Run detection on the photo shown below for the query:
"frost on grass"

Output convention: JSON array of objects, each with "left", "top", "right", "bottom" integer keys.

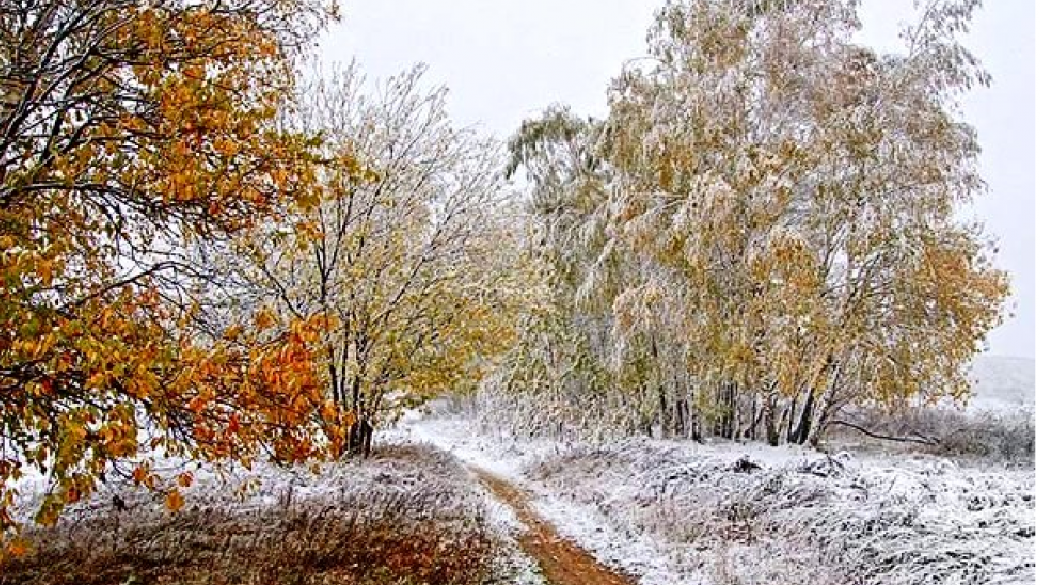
[
  {"left": 387, "top": 427, "right": 547, "bottom": 585},
  {"left": 410, "top": 417, "right": 1034, "bottom": 585},
  {"left": 409, "top": 418, "right": 702, "bottom": 585},
  {"left": 528, "top": 439, "right": 1035, "bottom": 585},
  {"left": 0, "top": 442, "right": 522, "bottom": 585}
]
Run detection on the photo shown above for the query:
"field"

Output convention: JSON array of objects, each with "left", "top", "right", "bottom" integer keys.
[{"left": 2, "top": 356, "right": 1034, "bottom": 585}]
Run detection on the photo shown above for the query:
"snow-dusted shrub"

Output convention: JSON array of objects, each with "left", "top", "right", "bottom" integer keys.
[
  {"left": 934, "top": 410, "right": 1034, "bottom": 462},
  {"left": 830, "top": 407, "right": 1035, "bottom": 464}
]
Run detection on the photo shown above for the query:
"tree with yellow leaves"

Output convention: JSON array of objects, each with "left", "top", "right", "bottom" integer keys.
[
  {"left": 503, "top": 0, "right": 1009, "bottom": 445},
  {"left": 0, "top": 0, "right": 338, "bottom": 548},
  {"left": 230, "top": 63, "right": 526, "bottom": 453}
]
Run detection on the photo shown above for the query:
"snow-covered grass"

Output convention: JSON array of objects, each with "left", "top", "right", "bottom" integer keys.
[
  {"left": 408, "top": 415, "right": 1036, "bottom": 585},
  {"left": 1, "top": 441, "right": 543, "bottom": 585},
  {"left": 832, "top": 406, "right": 1035, "bottom": 464},
  {"left": 407, "top": 417, "right": 712, "bottom": 585}
]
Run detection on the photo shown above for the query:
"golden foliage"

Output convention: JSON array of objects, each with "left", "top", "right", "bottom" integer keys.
[{"left": 0, "top": 0, "right": 338, "bottom": 551}]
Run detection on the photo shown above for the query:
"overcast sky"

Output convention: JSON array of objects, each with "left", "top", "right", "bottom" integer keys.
[{"left": 320, "top": 0, "right": 1035, "bottom": 359}]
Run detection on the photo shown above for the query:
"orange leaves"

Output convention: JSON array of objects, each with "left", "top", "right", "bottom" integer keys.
[
  {"left": 37, "top": 260, "right": 54, "bottom": 287},
  {"left": 177, "top": 472, "right": 194, "bottom": 489},
  {"left": 213, "top": 136, "right": 240, "bottom": 157},
  {"left": 222, "top": 325, "right": 244, "bottom": 342},
  {"left": 6, "top": 537, "right": 30, "bottom": 557},
  {"left": 132, "top": 466, "right": 148, "bottom": 486},
  {"left": 165, "top": 489, "right": 185, "bottom": 512},
  {"left": 343, "top": 409, "right": 358, "bottom": 427},
  {"left": 318, "top": 400, "right": 343, "bottom": 424},
  {"left": 255, "top": 308, "right": 278, "bottom": 331},
  {"left": 67, "top": 424, "right": 88, "bottom": 444},
  {"left": 0, "top": 0, "right": 340, "bottom": 552},
  {"left": 188, "top": 395, "right": 208, "bottom": 414},
  {"left": 227, "top": 413, "right": 241, "bottom": 434},
  {"left": 293, "top": 220, "right": 321, "bottom": 242}
]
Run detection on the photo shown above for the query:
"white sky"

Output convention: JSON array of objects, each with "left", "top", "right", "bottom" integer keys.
[{"left": 320, "top": 0, "right": 1035, "bottom": 359}]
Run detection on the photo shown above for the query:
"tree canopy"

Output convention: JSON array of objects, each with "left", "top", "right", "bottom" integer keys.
[
  {"left": 1, "top": 0, "right": 337, "bottom": 544},
  {"left": 498, "top": 0, "right": 1008, "bottom": 445}
]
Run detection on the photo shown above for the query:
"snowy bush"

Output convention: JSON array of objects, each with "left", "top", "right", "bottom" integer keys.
[{"left": 829, "top": 407, "right": 1035, "bottom": 464}]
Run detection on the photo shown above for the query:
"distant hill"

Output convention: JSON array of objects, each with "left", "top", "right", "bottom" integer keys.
[{"left": 967, "top": 355, "right": 1035, "bottom": 412}]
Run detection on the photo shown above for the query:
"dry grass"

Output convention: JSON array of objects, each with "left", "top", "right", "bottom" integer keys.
[
  {"left": 1, "top": 444, "right": 500, "bottom": 585},
  {"left": 826, "top": 407, "right": 1035, "bottom": 465}
]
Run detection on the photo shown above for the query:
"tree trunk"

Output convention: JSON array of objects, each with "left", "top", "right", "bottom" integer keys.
[
  {"left": 765, "top": 394, "right": 780, "bottom": 447},
  {"left": 327, "top": 345, "right": 340, "bottom": 407},
  {"left": 790, "top": 387, "right": 815, "bottom": 444},
  {"left": 717, "top": 381, "right": 737, "bottom": 440},
  {"left": 730, "top": 382, "right": 740, "bottom": 440},
  {"left": 657, "top": 383, "right": 670, "bottom": 438},
  {"left": 674, "top": 396, "right": 686, "bottom": 438},
  {"left": 784, "top": 397, "right": 796, "bottom": 443},
  {"left": 808, "top": 362, "right": 844, "bottom": 448},
  {"left": 351, "top": 375, "right": 361, "bottom": 412},
  {"left": 744, "top": 394, "right": 764, "bottom": 441}
]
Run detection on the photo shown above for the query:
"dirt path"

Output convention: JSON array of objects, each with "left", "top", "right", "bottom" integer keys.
[{"left": 470, "top": 466, "right": 638, "bottom": 585}]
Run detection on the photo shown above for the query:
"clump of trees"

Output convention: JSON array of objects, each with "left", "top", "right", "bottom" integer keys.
[
  {"left": 496, "top": 0, "right": 1008, "bottom": 446},
  {"left": 0, "top": 0, "right": 1012, "bottom": 554},
  {"left": 222, "top": 63, "right": 527, "bottom": 452},
  {"left": 0, "top": 0, "right": 520, "bottom": 550}
]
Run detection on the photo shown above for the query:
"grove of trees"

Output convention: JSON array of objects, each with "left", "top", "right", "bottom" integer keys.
[
  {"left": 0, "top": 0, "right": 1010, "bottom": 551},
  {"left": 493, "top": 0, "right": 1008, "bottom": 446}
]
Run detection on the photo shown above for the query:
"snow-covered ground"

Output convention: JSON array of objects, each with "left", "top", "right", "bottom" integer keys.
[
  {"left": 402, "top": 416, "right": 1036, "bottom": 585},
  {"left": 7, "top": 439, "right": 547, "bottom": 585},
  {"left": 400, "top": 418, "right": 696, "bottom": 584},
  {"left": 5, "top": 355, "right": 1032, "bottom": 584}
]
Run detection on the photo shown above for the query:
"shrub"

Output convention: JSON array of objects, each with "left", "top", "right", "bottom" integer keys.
[{"left": 826, "top": 407, "right": 1035, "bottom": 464}]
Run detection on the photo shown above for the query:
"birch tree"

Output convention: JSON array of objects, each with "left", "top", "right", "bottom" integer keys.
[
  {"left": 502, "top": 0, "right": 1009, "bottom": 444},
  {"left": 236, "top": 64, "right": 523, "bottom": 449}
]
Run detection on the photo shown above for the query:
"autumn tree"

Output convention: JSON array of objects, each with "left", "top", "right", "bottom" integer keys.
[
  {"left": 0, "top": 0, "right": 338, "bottom": 547},
  {"left": 500, "top": 0, "right": 1009, "bottom": 444},
  {"left": 228, "top": 63, "right": 525, "bottom": 451},
  {"left": 495, "top": 108, "right": 638, "bottom": 439}
]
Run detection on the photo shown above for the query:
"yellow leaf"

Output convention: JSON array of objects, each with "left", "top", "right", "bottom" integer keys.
[
  {"left": 223, "top": 325, "right": 243, "bottom": 341},
  {"left": 38, "top": 261, "right": 53, "bottom": 286},
  {"left": 255, "top": 308, "right": 276, "bottom": 330}
]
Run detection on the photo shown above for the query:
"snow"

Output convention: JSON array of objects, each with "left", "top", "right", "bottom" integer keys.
[
  {"left": 404, "top": 415, "right": 1036, "bottom": 585},
  {"left": 7, "top": 434, "right": 548, "bottom": 585},
  {"left": 406, "top": 417, "right": 712, "bottom": 585},
  {"left": 381, "top": 423, "right": 546, "bottom": 584},
  {"left": 6, "top": 360, "right": 1032, "bottom": 585}
]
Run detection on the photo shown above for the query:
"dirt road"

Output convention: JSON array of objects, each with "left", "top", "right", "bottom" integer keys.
[{"left": 470, "top": 467, "right": 639, "bottom": 585}]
